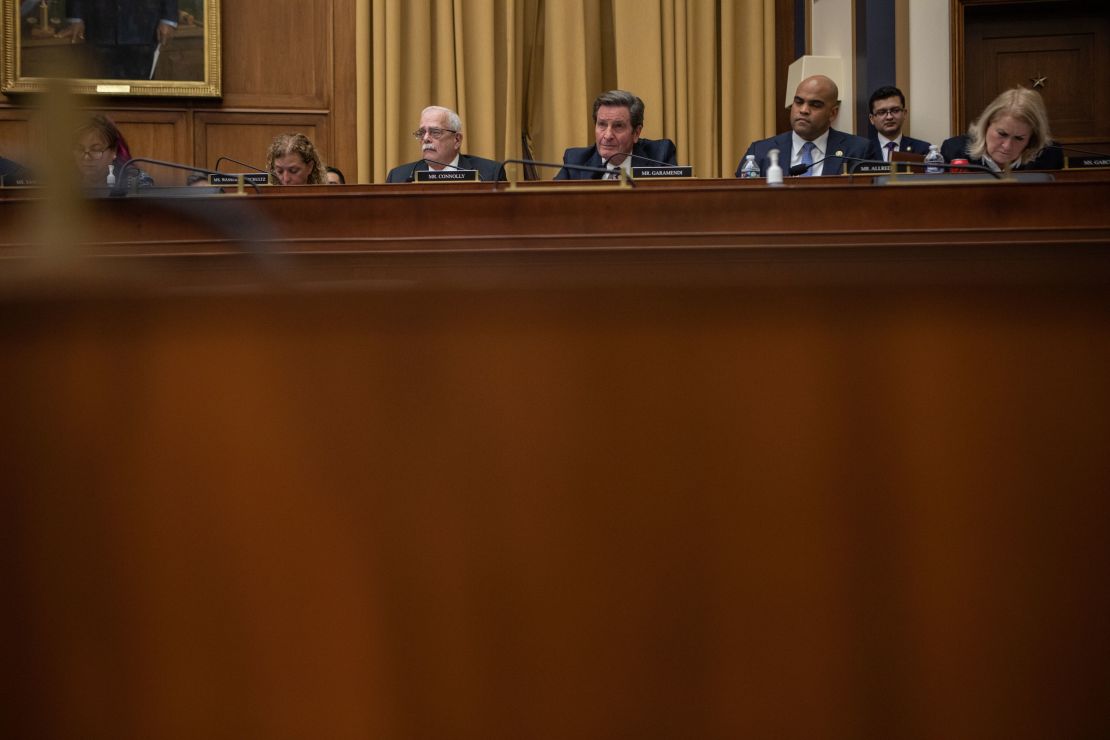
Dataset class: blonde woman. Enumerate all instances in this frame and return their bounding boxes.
[941,87,1062,171]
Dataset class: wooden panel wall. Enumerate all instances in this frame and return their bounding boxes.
[955,0,1110,150]
[0,0,357,184]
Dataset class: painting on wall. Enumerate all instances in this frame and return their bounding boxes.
[1,0,220,97]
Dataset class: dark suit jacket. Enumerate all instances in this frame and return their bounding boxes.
[386,153,505,183]
[867,134,933,160]
[737,129,872,177]
[69,1,178,46]
[554,138,677,180]
[940,134,1064,171]
[1,155,33,186]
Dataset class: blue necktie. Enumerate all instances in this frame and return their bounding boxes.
[886,141,897,162]
[800,141,816,176]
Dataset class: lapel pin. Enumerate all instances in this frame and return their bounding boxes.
[835,150,843,157]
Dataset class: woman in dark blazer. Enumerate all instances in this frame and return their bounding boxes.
[941,87,1062,171]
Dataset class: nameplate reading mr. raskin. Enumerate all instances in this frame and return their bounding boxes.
[632,165,693,179]
[415,169,479,182]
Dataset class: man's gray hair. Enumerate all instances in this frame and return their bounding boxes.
[592,90,645,130]
[422,105,463,133]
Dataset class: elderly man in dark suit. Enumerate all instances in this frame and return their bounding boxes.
[736,75,871,177]
[555,90,677,180]
[866,85,932,161]
[386,106,504,183]
[58,1,178,80]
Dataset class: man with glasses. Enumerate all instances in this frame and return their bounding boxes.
[867,86,932,162]
[386,106,504,183]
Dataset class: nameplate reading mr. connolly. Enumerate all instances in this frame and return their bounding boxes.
[415,169,479,182]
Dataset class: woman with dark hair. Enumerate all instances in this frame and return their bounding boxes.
[940,87,1063,172]
[72,114,154,188]
[266,133,325,185]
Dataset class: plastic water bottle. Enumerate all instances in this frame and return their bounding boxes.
[924,144,944,174]
[766,148,784,186]
[740,154,760,179]
[105,163,116,186]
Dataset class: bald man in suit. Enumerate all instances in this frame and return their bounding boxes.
[737,75,871,177]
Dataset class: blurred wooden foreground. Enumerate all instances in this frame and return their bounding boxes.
[2,178,1110,738]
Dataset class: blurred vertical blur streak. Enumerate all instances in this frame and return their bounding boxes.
[29,80,87,270]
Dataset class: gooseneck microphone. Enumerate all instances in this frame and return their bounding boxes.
[403,157,461,182]
[112,158,261,196]
[788,155,1002,179]
[496,158,635,186]
[213,155,268,173]
[615,151,678,168]
[421,157,459,169]
[1055,144,1107,158]
[214,155,277,185]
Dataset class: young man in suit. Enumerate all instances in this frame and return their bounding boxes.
[555,90,677,180]
[386,106,504,183]
[867,85,932,161]
[736,75,871,177]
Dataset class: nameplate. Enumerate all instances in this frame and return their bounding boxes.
[851,163,891,174]
[415,169,479,182]
[96,84,131,94]
[0,177,39,187]
[209,173,270,185]
[1067,156,1110,169]
[632,166,693,179]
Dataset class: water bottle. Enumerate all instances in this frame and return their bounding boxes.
[766,148,784,186]
[740,154,760,179]
[105,163,116,186]
[924,144,944,174]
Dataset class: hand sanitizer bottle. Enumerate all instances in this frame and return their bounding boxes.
[766,148,784,186]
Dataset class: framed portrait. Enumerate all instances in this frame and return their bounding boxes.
[1,0,221,97]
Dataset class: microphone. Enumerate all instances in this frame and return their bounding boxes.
[421,156,459,169]
[787,155,872,177]
[214,155,276,184]
[214,155,268,173]
[1055,144,1107,158]
[1054,144,1109,169]
[615,152,678,168]
[112,158,261,196]
[404,157,458,182]
[789,155,1001,179]
[497,158,635,185]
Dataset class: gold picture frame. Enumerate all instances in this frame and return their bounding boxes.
[1,0,220,97]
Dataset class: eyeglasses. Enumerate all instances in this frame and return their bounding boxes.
[412,127,458,140]
[871,107,904,118]
[73,147,110,160]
